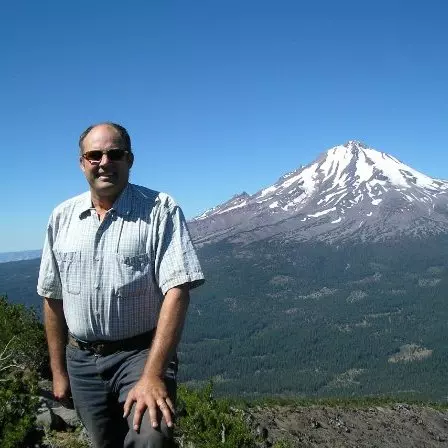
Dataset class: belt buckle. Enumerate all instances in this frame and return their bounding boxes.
[91,342,106,355]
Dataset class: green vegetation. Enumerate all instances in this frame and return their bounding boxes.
[180,235,448,400]
[0,369,39,448]
[2,234,448,404]
[42,427,90,448]
[0,295,47,447]
[0,295,48,375]
[252,394,448,411]
[176,381,257,447]
[272,442,293,448]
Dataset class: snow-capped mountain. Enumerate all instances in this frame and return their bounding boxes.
[194,192,251,220]
[189,141,448,245]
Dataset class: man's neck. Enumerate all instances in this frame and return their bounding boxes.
[90,193,118,221]
[89,184,128,221]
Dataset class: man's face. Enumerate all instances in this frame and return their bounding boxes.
[80,125,133,200]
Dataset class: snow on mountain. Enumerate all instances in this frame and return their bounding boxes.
[253,140,447,218]
[194,192,251,220]
[190,141,448,245]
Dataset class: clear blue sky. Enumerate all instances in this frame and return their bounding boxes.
[1,0,447,252]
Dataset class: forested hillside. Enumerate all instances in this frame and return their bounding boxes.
[1,236,448,401]
[0,259,41,310]
[180,235,448,400]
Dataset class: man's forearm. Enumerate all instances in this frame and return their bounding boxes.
[143,284,190,378]
[44,297,68,376]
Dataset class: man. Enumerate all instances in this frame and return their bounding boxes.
[37,122,204,448]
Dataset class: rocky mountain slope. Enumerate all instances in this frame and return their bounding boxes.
[35,391,448,448]
[190,141,448,245]
[247,402,448,447]
[32,382,448,447]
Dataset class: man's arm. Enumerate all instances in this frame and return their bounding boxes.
[123,284,190,430]
[44,297,70,401]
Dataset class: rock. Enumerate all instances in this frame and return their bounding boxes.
[36,393,80,431]
[36,402,69,431]
[248,403,448,447]
[256,425,269,439]
[52,405,80,427]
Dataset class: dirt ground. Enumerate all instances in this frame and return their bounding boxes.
[247,403,448,447]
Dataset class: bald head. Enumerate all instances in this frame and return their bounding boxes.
[79,122,132,155]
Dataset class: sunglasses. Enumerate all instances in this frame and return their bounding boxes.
[82,149,129,164]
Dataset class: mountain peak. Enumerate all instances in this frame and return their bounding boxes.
[343,140,369,150]
[191,140,448,245]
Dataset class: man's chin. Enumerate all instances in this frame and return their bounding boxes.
[91,181,125,196]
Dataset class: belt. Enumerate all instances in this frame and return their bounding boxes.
[68,329,155,356]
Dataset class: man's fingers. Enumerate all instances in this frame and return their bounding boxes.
[166,397,175,414]
[124,380,175,431]
[54,389,70,402]
[157,399,174,428]
[148,402,159,428]
[123,394,135,418]
[133,401,147,431]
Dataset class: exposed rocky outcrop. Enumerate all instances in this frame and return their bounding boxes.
[35,380,448,447]
[36,380,91,447]
[246,403,448,447]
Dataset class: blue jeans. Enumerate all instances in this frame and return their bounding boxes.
[66,345,177,448]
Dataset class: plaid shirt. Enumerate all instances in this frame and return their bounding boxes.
[37,183,204,341]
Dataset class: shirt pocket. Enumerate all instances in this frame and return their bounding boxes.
[55,251,81,295]
[114,253,151,298]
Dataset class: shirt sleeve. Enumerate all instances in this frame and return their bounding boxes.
[37,214,63,299]
[154,200,205,295]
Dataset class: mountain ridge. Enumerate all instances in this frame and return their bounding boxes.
[190,140,448,245]
[0,249,42,264]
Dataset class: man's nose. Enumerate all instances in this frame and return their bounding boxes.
[98,153,112,166]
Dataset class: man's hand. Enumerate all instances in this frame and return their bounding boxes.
[122,286,189,431]
[52,370,70,400]
[123,374,174,431]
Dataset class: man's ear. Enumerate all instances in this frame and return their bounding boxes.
[128,152,134,169]
[80,157,86,173]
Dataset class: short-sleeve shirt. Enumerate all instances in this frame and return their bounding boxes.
[37,183,205,341]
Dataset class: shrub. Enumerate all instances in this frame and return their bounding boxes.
[0,295,47,447]
[176,381,257,447]
[0,295,48,375]
[0,347,40,447]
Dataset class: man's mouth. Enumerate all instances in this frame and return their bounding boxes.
[97,173,116,180]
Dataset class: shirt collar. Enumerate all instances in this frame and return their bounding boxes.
[77,193,94,219]
[77,183,133,219]
[111,183,133,217]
